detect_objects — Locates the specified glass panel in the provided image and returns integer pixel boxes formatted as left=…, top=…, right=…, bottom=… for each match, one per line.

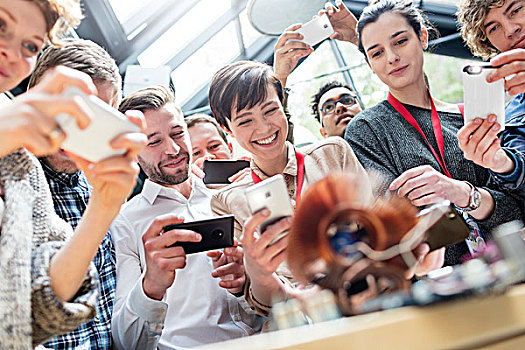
left=239, top=8, right=263, bottom=48
left=108, top=0, right=150, bottom=24
left=171, top=21, right=241, bottom=104
left=138, top=0, right=231, bottom=68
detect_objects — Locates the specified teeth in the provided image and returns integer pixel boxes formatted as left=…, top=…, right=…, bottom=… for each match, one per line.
left=255, top=132, right=277, bottom=145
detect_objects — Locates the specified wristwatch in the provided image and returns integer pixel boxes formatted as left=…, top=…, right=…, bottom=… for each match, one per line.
left=461, top=181, right=481, bottom=212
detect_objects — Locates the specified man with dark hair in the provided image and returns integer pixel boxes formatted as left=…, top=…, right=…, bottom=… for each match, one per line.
left=112, top=86, right=263, bottom=349
left=28, top=38, right=122, bottom=349
left=311, top=81, right=362, bottom=138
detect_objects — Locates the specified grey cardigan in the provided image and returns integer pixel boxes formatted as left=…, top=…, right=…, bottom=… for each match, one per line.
left=345, top=101, right=525, bottom=264
left=0, top=149, right=98, bottom=349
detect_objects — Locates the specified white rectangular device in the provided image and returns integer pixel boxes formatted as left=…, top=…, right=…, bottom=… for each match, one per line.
left=245, top=174, right=294, bottom=245
left=56, top=88, right=141, bottom=162
left=462, top=64, right=505, bottom=132
left=294, top=13, right=334, bottom=47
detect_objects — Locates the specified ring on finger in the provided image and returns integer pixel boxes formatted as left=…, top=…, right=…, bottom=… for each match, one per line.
left=48, top=127, right=63, bottom=141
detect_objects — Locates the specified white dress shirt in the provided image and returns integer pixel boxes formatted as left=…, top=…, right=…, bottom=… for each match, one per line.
left=111, top=176, right=264, bottom=350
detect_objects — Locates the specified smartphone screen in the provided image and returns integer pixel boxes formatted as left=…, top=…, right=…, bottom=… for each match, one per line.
left=203, top=160, right=250, bottom=184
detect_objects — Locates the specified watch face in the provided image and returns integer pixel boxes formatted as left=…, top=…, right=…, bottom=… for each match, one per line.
left=472, top=188, right=482, bottom=208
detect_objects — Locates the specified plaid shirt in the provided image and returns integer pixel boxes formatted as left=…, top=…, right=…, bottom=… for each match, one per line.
left=41, top=161, right=115, bottom=350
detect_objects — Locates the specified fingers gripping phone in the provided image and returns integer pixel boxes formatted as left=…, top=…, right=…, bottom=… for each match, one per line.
left=163, top=215, right=235, bottom=254
left=419, top=203, right=470, bottom=251
left=245, top=174, right=294, bottom=245
left=293, top=13, right=335, bottom=47
left=203, top=159, right=250, bottom=185
left=56, top=87, right=141, bottom=162
left=462, top=64, right=505, bottom=132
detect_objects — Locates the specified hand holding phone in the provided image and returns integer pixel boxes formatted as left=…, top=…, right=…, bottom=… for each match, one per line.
left=56, top=87, right=141, bottom=162
left=462, top=64, right=505, bottom=132
left=163, top=215, right=235, bottom=254
left=245, top=174, right=294, bottom=245
left=293, top=14, right=335, bottom=47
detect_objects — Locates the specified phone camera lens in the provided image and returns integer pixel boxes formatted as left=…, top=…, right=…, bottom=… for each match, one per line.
left=265, top=192, right=271, bottom=198
left=324, top=24, right=328, bottom=28
left=212, top=229, right=224, bottom=240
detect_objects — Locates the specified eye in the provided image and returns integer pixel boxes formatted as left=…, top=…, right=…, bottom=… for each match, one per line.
left=370, top=49, right=383, bottom=58
left=22, top=42, right=39, bottom=55
left=170, top=131, right=184, bottom=139
left=148, top=140, right=161, bottom=147
left=488, top=24, right=499, bottom=34
left=395, top=38, right=408, bottom=46
left=237, top=119, right=252, bottom=126
left=0, top=19, right=5, bottom=33
left=209, top=143, right=219, bottom=150
left=322, top=103, right=335, bottom=114
left=511, top=6, right=523, bottom=16
left=193, top=150, right=201, bottom=157
left=264, top=107, right=278, bottom=115
left=341, top=96, right=354, bottom=105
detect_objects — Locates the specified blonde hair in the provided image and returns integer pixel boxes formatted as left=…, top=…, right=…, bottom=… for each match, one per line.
left=457, top=0, right=506, bottom=59
left=28, top=0, right=83, bottom=46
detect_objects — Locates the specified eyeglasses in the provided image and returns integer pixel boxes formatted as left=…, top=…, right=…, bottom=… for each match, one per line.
left=320, top=94, right=358, bottom=115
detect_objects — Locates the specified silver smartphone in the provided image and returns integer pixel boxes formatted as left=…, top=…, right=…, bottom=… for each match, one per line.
left=56, top=87, right=141, bottom=162
left=293, top=13, right=335, bottom=47
left=245, top=174, right=294, bottom=245
left=462, top=64, right=505, bottom=132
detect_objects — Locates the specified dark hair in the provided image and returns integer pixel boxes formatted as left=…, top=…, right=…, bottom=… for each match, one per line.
left=28, top=38, right=121, bottom=105
left=311, top=81, right=356, bottom=123
left=119, top=85, right=177, bottom=114
left=208, top=61, right=283, bottom=131
left=185, top=113, right=228, bottom=144
left=357, top=0, right=435, bottom=58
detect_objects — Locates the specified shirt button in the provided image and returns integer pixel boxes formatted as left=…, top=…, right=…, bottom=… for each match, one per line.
left=234, top=316, right=241, bottom=322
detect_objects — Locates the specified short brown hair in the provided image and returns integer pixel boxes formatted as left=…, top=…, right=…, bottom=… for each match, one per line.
left=29, top=0, right=83, bottom=46
left=185, top=113, right=228, bottom=144
left=119, top=85, right=178, bottom=115
left=28, top=38, right=121, bottom=104
left=208, top=61, right=283, bottom=131
left=457, top=0, right=505, bottom=59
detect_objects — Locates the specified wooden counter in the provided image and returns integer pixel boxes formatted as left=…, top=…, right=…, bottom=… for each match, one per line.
left=200, top=284, right=525, bottom=349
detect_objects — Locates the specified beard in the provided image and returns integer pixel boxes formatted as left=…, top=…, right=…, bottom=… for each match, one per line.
left=139, top=153, right=191, bottom=186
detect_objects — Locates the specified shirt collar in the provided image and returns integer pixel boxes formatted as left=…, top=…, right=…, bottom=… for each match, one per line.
left=250, top=141, right=297, bottom=180
left=141, top=175, right=209, bottom=205
left=40, top=160, right=82, bottom=187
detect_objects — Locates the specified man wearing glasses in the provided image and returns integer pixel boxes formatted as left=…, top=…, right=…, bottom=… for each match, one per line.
left=311, top=81, right=362, bottom=138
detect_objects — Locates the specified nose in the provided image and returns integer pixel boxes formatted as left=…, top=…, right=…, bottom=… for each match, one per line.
left=203, top=150, right=216, bottom=159
left=504, top=21, right=521, bottom=39
left=335, top=101, right=348, bottom=114
left=386, top=48, right=400, bottom=65
left=0, top=40, right=22, bottom=62
left=165, top=138, right=181, bottom=155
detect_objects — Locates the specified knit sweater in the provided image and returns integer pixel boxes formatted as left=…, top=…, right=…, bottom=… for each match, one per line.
left=345, top=100, right=525, bottom=264
left=0, top=149, right=98, bottom=349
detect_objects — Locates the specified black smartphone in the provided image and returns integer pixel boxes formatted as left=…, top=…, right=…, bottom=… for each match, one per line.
left=203, top=160, right=250, bottom=185
left=163, top=215, right=235, bottom=254
left=423, top=205, right=470, bottom=251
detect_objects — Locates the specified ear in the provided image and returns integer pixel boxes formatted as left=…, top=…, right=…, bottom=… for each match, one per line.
left=420, top=27, right=429, bottom=50
left=319, top=127, right=328, bottom=138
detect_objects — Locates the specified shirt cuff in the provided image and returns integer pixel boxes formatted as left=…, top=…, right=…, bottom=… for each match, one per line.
left=128, top=275, right=168, bottom=324
left=490, top=148, right=521, bottom=183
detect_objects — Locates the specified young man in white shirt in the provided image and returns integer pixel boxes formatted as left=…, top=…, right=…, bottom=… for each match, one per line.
left=111, top=86, right=263, bottom=350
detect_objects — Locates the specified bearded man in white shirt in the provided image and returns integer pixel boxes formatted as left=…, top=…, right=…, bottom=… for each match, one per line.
left=111, top=86, right=264, bottom=350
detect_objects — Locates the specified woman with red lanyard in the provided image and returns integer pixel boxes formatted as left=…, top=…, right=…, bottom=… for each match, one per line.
left=207, top=60, right=445, bottom=316
left=335, top=0, right=524, bottom=266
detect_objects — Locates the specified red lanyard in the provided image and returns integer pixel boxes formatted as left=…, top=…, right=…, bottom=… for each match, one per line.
left=387, top=92, right=452, bottom=178
left=251, top=149, right=305, bottom=204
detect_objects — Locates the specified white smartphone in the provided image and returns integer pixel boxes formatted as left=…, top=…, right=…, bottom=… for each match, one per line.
left=462, top=64, right=505, bottom=132
left=56, top=87, right=141, bottom=162
left=245, top=174, right=294, bottom=245
left=293, top=13, right=335, bottom=47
